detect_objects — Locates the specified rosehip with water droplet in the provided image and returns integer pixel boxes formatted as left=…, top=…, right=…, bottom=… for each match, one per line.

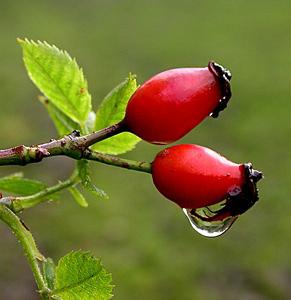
left=152, top=144, right=263, bottom=221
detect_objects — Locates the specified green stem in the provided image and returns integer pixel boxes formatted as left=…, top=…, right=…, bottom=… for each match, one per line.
left=0, top=205, right=50, bottom=299
left=9, top=174, right=79, bottom=213
left=84, top=150, right=152, bottom=173
left=1, top=152, right=151, bottom=213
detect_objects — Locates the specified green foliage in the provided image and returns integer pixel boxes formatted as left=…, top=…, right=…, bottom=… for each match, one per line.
left=0, top=173, right=47, bottom=196
left=19, top=39, right=91, bottom=125
left=52, top=251, right=113, bottom=300
left=43, top=258, right=56, bottom=290
left=11, top=38, right=145, bottom=299
left=77, top=160, right=108, bottom=200
left=68, top=186, right=88, bottom=208
left=20, top=39, right=139, bottom=156
left=39, top=96, right=80, bottom=136
left=93, top=75, right=140, bottom=154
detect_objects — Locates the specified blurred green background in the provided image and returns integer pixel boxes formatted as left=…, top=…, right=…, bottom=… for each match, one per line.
left=0, top=1, right=290, bottom=299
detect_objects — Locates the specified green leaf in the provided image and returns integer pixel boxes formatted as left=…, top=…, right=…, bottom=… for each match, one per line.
left=52, top=251, right=113, bottom=300
left=39, top=96, right=80, bottom=136
left=0, top=173, right=47, bottom=196
left=68, top=186, right=88, bottom=208
left=77, top=160, right=108, bottom=200
left=84, top=182, right=108, bottom=200
left=43, top=258, right=56, bottom=290
left=18, top=39, right=91, bottom=124
left=93, top=75, right=140, bottom=155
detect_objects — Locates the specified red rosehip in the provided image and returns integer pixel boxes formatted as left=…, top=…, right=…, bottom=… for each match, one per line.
left=123, top=61, right=231, bottom=144
left=152, top=144, right=263, bottom=224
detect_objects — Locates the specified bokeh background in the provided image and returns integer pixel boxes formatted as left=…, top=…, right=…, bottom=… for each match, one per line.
left=0, top=1, right=290, bottom=299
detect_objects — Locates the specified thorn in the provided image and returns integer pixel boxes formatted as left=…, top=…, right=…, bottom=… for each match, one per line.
left=70, top=130, right=81, bottom=137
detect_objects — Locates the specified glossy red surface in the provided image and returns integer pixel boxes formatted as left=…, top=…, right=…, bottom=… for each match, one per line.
left=152, top=144, right=245, bottom=208
left=124, top=67, right=222, bottom=144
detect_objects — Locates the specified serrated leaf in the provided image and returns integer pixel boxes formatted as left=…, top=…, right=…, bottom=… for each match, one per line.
left=39, top=96, right=80, bottom=136
left=52, top=251, right=113, bottom=300
left=19, top=39, right=91, bottom=124
left=77, top=160, right=108, bottom=200
left=43, top=258, right=56, bottom=290
left=93, top=75, right=140, bottom=155
left=0, top=173, right=47, bottom=196
left=84, top=183, right=108, bottom=200
left=68, top=186, right=88, bottom=208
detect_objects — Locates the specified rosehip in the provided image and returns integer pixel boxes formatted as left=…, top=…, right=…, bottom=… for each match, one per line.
left=152, top=144, right=263, bottom=224
left=123, top=61, right=231, bottom=144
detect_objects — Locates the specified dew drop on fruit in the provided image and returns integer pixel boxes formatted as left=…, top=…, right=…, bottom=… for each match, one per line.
left=183, top=203, right=238, bottom=237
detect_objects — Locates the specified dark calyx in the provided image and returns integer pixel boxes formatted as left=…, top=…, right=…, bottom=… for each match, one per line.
left=208, top=61, right=232, bottom=118
left=190, top=163, right=263, bottom=222
left=226, top=163, right=263, bottom=216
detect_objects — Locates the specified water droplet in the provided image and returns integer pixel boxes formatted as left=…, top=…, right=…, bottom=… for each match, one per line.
left=183, top=204, right=238, bottom=238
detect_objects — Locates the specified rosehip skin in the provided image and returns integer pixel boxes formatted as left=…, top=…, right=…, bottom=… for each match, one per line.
left=152, top=144, right=262, bottom=215
left=123, top=62, right=231, bottom=144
